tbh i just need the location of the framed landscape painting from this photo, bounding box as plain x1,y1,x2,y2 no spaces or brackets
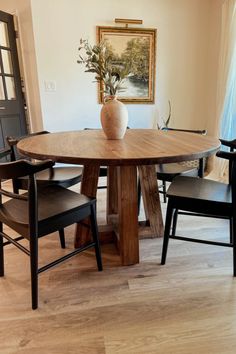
97,26,156,104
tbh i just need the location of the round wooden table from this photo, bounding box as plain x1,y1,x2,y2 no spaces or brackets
18,129,220,265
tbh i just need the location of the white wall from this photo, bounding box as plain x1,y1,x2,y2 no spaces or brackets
0,0,222,134
29,0,221,133
205,0,224,136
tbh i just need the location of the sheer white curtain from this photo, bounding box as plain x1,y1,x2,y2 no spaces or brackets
220,1,236,140
213,0,236,178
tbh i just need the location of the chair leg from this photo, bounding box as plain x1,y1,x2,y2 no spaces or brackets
59,229,66,249
230,218,233,244
161,201,174,265
29,237,38,310
0,224,4,277
171,209,178,236
90,203,103,271
162,181,167,203
12,179,20,194
137,178,141,215
232,216,236,277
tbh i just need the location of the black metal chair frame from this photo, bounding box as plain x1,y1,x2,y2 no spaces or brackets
161,140,236,276
0,152,102,309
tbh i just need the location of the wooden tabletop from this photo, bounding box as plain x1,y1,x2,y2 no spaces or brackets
18,129,220,165
17,128,220,266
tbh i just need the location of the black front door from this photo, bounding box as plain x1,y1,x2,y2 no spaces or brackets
0,10,27,149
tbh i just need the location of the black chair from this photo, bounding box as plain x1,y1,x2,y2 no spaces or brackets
137,127,207,214
0,151,102,309
156,127,207,203
161,141,236,276
6,131,83,192
220,138,236,182
7,131,84,249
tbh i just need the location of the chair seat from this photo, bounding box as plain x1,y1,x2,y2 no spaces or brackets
17,166,83,189
156,163,198,181
167,176,232,215
0,185,92,238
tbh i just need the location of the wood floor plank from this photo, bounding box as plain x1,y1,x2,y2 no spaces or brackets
0,181,236,353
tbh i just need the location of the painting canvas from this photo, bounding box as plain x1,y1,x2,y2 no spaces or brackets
97,26,156,104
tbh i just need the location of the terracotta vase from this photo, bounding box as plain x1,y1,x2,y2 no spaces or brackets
100,95,128,139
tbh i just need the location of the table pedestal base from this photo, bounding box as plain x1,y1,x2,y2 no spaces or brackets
74,164,163,266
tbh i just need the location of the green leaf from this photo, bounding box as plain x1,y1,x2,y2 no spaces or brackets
77,37,134,94
85,69,99,73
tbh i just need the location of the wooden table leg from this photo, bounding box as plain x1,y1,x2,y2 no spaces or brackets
117,165,139,265
107,166,118,221
74,164,100,248
138,165,164,237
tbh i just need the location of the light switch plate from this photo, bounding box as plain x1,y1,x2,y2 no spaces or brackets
44,80,56,92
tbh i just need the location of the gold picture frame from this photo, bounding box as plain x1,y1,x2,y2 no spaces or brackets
97,26,156,104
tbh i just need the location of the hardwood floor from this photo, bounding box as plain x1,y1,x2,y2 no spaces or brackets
0,180,236,353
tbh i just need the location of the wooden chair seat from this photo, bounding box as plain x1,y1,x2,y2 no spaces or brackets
167,176,232,215
0,185,92,239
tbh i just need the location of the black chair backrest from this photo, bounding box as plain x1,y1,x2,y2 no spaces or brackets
161,127,207,177
0,159,54,180
220,139,236,152
0,148,12,163
0,156,54,233
217,150,236,201
220,138,236,183
6,131,50,161
161,127,207,135
232,156,236,203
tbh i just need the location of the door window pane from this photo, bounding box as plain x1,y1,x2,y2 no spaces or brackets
0,22,9,47
1,49,13,74
0,77,5,99
5,77,16,100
